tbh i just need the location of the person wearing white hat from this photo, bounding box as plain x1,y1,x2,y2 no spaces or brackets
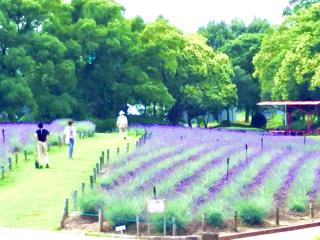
117,110,128,139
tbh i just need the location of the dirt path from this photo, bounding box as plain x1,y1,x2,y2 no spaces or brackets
241,226,320,240
0,227,134,240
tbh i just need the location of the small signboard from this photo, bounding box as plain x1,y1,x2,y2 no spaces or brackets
147,199,165,213
115,225,126,234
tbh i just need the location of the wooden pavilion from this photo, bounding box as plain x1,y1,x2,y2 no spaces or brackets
257,101,320,135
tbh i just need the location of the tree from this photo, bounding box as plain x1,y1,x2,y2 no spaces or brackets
177,34,237,127
283,0,320,15
254,3,320,101
200,18,269,123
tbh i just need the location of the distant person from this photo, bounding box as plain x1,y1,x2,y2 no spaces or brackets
117,110,128,140
35,122,50,169
63,120,77,159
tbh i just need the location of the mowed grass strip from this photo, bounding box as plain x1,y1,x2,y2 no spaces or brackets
0,133,138,230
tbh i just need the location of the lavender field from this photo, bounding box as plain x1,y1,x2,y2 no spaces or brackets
0,120,95,169
89,126,320,230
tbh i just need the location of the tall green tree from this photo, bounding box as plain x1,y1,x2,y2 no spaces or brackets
254,3,320,101
200,19,269,122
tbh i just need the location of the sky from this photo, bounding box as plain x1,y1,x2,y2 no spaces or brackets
115,0,289,33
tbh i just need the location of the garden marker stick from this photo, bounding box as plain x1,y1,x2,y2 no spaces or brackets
1,166,4,179
276,207,280,225
2,129,5,143
227,158,230,182
153,186,157,199
8,158,12,170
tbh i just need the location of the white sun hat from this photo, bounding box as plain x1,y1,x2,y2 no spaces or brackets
119,110,125,115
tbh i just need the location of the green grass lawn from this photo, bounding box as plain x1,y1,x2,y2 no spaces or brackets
0,133,138,230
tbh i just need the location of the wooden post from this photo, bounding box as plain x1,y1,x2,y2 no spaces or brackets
147,212,151,235
24,150,27,160
1,166,4,179
172,216,177,236
100,156,104,168
127,143,130,153
58,136,62,148
261,138,264,150
81,183,85,196
153,186,157,199
8,158,12,170
64,198,69,217
60,198,69,229
202,213,207,232
102,151,105,161
99,208,104,232
163,214,167,236
90,175,94,190
117,147,120,156
96,163,100,175
136,215,140,236
107,149,110,162
136,141,139,149
310,202,315,219
1,128,4,143
73,190,78,210
234,211,238,232
245,144,248,162
15,153,18,165
276,207,280,226
93,168,96,182
227,158,230,182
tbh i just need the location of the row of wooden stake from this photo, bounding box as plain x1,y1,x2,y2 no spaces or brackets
60,131,150,229
1,151,28,180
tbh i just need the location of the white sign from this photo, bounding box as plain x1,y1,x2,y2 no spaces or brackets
147,199,165,213
115,225,126,234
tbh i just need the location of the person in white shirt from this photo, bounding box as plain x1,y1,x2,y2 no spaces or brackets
63,120,77,159
117,110,128,140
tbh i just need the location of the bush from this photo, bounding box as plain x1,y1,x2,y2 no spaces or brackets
48,132,61,146
219,120,232,127
79,192,105,215
291,120,307,130
290,203,305,213
128,128,145,137
93,118,116,132
104,198,141,228
128,115,169,125
251,112,267,129
206,212,223,228
238,202,267,225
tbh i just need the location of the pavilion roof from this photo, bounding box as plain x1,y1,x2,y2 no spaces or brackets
257,101,320,106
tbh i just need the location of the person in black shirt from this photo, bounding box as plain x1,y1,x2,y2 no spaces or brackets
35,122,50,168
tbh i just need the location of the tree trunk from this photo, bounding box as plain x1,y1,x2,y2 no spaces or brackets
153,103,156,116
245,106,250,123
225,107,230,121
204,114,209,128
187,116,192,128
144,105,147,116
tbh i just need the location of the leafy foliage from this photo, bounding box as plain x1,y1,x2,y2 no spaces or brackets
254,3,320,101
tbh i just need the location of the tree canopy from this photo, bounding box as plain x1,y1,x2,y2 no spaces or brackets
254,3,320,101
0,0,237,124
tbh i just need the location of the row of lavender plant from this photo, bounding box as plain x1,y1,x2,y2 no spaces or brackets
286,154,319,211
233,152,305,218
273,151,319,207
101,126,238,191
198,148,285,220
